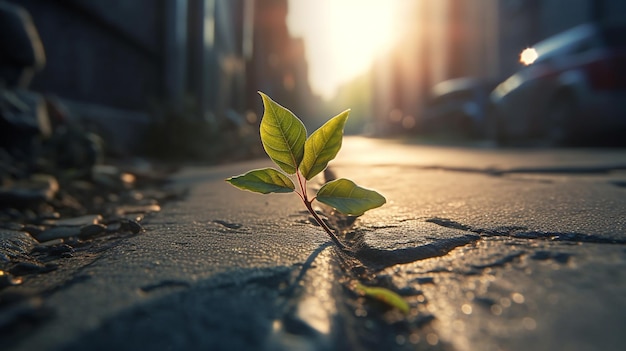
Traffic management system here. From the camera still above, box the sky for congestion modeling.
[287,0,404,100]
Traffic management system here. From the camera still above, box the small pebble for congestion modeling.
[0,270,23,287]
[46,244,74,257]
[23,225,44,237]
[56,214,103,227]
[79,224,107,239]
[38,211,61,220]
[122,219,143,234]
[9,262,58,275]
[115,204,161,216]
[105,221,122,233]
[36,238,65,247]
[0,222,24,231]
[35,226,81,242]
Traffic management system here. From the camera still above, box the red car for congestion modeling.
[490,22,626,146]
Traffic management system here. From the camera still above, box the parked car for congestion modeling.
[490,21,626,146]
[422,77,497,138]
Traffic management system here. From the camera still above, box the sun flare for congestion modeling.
[520,47,538,65]
[287,0,403,100]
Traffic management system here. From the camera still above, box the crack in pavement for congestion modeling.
[374,232,626,351]
[22,215,615,351]
[360,163,626,177]
[350,233,481,272]
[426,217,626,244]
[297,205,626,350]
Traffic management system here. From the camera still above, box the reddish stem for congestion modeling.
[304,199,346,250]
[296,171,346,250]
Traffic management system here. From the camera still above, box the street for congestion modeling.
[4,1,626,350]
[5,137,626,351]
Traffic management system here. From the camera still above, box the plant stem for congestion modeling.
[304,199,347,250]
[296,170,307,197]
[296,171,347,250]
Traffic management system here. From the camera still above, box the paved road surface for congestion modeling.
[5,137,626,351]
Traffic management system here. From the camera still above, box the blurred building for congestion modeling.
[5,0,164,111]
[4,0,317,152]
[365,0,499,135]
[245,0,320,126]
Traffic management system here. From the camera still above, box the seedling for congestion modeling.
[226,92,386,250]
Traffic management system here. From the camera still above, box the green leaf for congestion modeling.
[316,178,386,216]
[226,168,294,194]
[355,283,410,314]
[300,109,350,180]
[259,92,307,174]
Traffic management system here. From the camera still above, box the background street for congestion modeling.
[6,137,626,351]
[3,1,626,350]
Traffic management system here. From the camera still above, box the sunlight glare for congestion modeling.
[520,47,538,65]
[287,0,402,100]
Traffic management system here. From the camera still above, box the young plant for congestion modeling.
[226,92,386,250]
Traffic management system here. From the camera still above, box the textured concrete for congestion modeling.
[4,137,626,351]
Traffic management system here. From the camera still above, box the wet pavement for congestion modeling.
[2,137,626,351]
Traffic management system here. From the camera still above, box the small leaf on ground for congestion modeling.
[316,178,386,216]
[259,92,307,174]
[300,109,350,180]
[226,168,294,194]
[356,283,410,314]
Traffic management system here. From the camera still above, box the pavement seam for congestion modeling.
[426,217,626,245]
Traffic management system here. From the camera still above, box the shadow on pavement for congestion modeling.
[56,243,337,351]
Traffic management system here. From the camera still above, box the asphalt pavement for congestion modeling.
[4,137,626,351]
